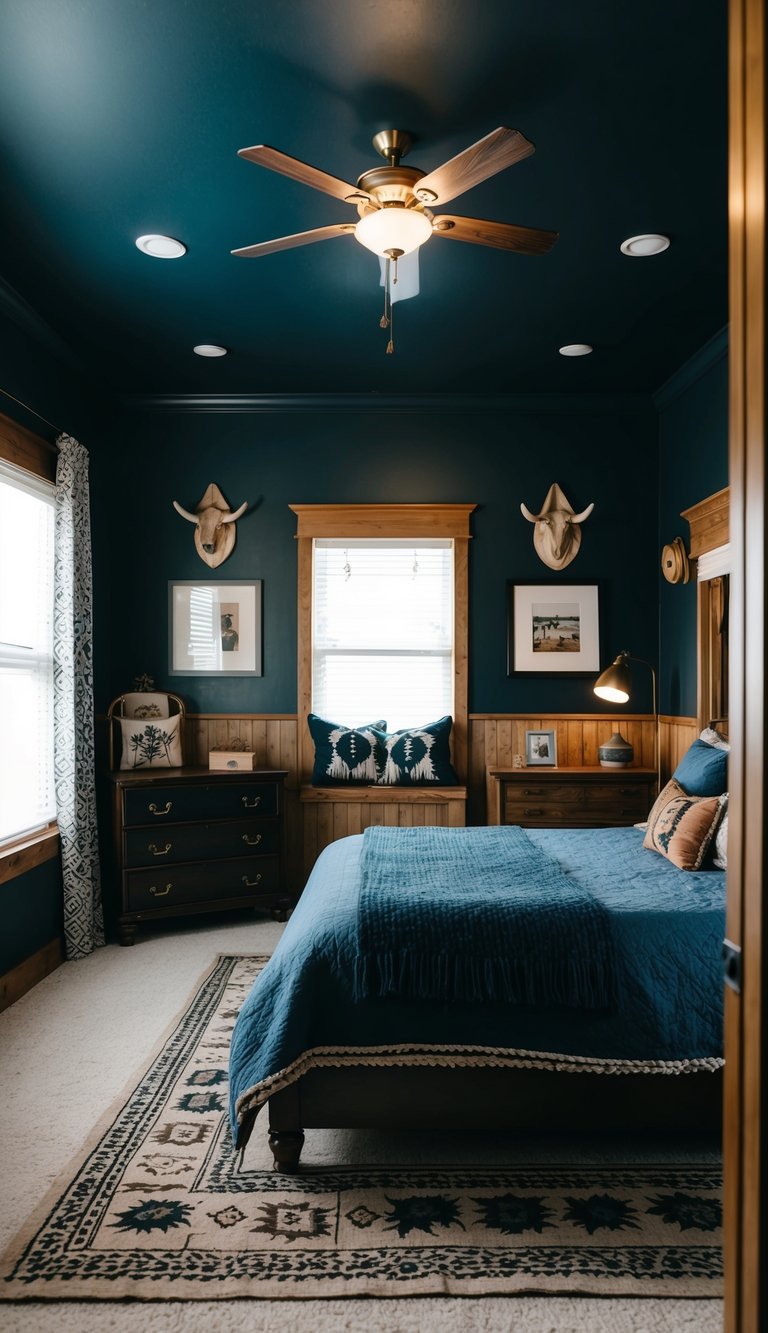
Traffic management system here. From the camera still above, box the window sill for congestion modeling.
[0,825,60,885]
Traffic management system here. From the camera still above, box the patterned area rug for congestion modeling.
[1,955,722,1301]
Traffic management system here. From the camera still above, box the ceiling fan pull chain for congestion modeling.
[386,296,394,354]
[380,257,390,329]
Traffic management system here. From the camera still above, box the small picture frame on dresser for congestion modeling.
[525,729,557,766]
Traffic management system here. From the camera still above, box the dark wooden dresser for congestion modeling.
[487,766,657,829]
[108,767,289,944]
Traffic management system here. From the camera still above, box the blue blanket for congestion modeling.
[229,828,725,1147]
[354,825,617,1008]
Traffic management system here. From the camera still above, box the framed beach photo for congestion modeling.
[507,582,600,675]
[169,580,262,676]
[525,728,557,766]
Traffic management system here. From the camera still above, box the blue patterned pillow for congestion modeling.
[378,715,458,786]
[308,714,386,785]
[672,739,728,797]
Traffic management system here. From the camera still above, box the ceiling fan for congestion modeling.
[232,127,558,349]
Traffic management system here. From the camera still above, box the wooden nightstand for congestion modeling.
[108,767,289,945]
[486,766,657,829]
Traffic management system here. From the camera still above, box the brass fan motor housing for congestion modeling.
[661,536,691,584]
[356,165,427,208]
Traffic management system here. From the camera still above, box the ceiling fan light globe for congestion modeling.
[354,207,432,257]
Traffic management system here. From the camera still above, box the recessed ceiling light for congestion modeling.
[559,343,593,357]
[193,344,228,357]
[620,233,670,257]
[135,234,187,259]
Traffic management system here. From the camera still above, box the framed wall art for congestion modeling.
[525,728,557,766]
[169,580,262,676]
[507,582,600,675]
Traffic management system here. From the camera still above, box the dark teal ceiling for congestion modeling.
[0,0,727,396]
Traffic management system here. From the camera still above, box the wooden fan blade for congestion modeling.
[414,128,535,205]
[231,224,355,257]
[237,144,364,203]
[432,214,559,255]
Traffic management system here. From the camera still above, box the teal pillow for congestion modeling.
[378,715,458,786]
[672,739,728,797]
[308,714,386,785]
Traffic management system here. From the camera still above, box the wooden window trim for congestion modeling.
[0,411,58,870]
[681,487,729,558]
[290,503,476,784]
[682,489,731,729]
[0,825,60,885]
[0,409,57,481]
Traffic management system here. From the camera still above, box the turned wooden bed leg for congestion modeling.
[269,1129,305,1172]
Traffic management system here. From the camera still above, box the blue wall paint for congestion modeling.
[0,857,63,974]
[657,342,729,715]
[96,401,660,715]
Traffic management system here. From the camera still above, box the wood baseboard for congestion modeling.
[0,937,64,1012]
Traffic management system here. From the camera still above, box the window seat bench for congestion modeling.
[299,784,467,881]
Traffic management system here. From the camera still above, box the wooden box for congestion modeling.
[208,751,255,771]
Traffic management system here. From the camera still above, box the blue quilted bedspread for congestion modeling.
[229,827,725,1144]
[355,825,616,1008]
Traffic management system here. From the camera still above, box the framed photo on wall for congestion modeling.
[525,728,557,766]
[169,580,262,676]
[508,582,600,675]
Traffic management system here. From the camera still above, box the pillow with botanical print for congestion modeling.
[378,715,459,786]
[119,714,183,769]
[643,777,726,871]
[120,692,171,720]
[308,714,387,785]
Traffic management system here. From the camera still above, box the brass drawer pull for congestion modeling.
[149,883,172,898]
[149,801,172,816]
[523,788,544,796]
[242,873,262,888]
[524,808,543,816]
[148,842,172,857]
[242,833,262,846]
[242,795,262,809]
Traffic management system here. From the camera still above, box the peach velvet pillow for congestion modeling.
[643,778,726,871]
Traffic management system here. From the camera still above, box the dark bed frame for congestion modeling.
[248,1064,723,1170]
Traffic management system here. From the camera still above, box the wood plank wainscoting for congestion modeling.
[183,711,698,893]
[470,714,658,827]
[658,715,699,783]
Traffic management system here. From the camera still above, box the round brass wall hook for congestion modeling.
[661,536,691,584]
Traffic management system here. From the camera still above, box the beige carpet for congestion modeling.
[0,913,723,1330]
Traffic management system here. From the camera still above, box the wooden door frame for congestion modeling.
[726,0,766,1328]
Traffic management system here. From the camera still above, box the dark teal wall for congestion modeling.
[0,859,63,974]
[95,399,660,715]
[656,332,729,715]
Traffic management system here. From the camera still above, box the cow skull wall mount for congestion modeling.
[520,483,594,571]
[172,483,248,568]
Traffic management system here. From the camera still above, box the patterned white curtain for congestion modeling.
[54,434,104,959]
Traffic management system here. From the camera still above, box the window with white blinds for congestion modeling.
[312,538,454,732]
[0,461,55,843]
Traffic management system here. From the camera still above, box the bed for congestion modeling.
[229,824,725,1170]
